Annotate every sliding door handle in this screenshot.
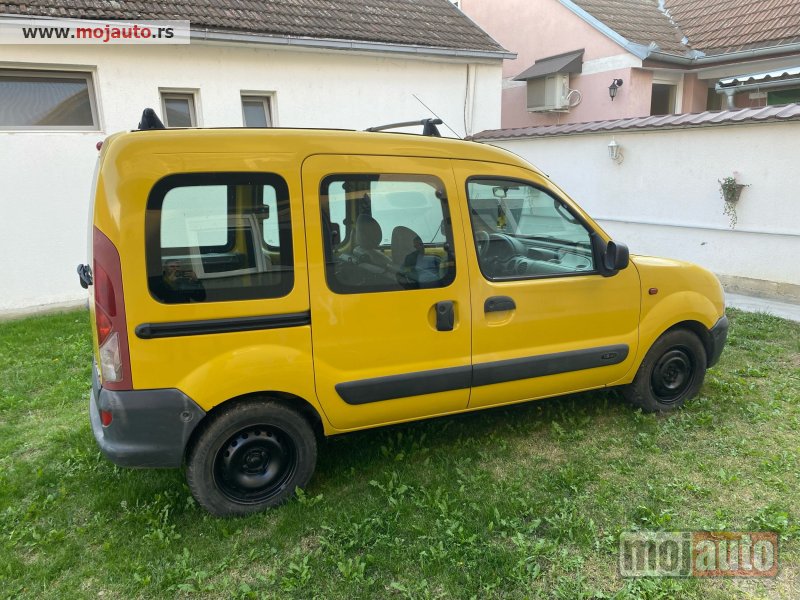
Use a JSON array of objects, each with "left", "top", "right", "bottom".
[
  {"left": 484, "top": 296, "right": 516, "bottom": 313},
  {"left": 435, "top": 301, "right": 454, "bottom": 331}
]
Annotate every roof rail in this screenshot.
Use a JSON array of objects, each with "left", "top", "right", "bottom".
[
  {"left": 366, "top": 118, "right": 442, "bottom": 137},
  {"left": 138, "top": 108, "right": 166, "bottom": 131}
]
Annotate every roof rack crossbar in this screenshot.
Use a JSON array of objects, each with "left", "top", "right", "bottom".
[{"left": 366, "top": 118, "right": 442, "bottom": 137}]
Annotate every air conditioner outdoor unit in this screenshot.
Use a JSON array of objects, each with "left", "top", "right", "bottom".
[{"left": 527, "top": 73, "right": 570, "bottom": 112}]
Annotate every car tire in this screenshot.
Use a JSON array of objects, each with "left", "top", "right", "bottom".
[
  {"left": 623, "top": 329, "right": 707, "bottom": 413},
  {"left": 186, "top": 399, "right": 317, "bottom": 516}
]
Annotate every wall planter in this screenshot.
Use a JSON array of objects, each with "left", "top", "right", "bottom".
[{"left": 719, "top": 176, "right": 747, "bottom": 228}]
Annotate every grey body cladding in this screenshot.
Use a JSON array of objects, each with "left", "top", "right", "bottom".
[{"left": 336, "top": 344, "right": 629, "bottom": 405}]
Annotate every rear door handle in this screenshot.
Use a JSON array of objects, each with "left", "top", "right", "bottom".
[
  {"left": 435, "top": 301, "right": 454, "bottom": 331},
  {"left": 484, "top": 296, "right": 516, "bottom": 313}
]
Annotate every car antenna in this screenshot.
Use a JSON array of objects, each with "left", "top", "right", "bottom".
[
  {"left": 138, "top": 108, "right": 166, "bottom": 131},
  {"left": 412, "top": 94, "right": 462, "bottom": 139}
]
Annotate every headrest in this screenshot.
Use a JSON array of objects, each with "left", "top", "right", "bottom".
[
  {"left": 391, "top": 226, "right": 419, "bottom": 264},
  {"left": 355, "top": 214, "right": 383, "bottom": 249}
]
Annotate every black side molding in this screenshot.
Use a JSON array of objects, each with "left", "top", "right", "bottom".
[
  {"left": 136, "top": 311, "right": 311, "bottom": 339},
  {"left": 472, "top": 344, "right": 628, "bottom": 387},
  {"left": 337, "top": 344, "right": 629, "bottom": 405},
  {"left": 336, "top": 365, "right": 472, "bottom": 405}
]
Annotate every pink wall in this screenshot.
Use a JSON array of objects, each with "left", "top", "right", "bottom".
[
  {"left": 682, "top": 73, "right": 708, "bottom": 113},
  {"left": 499, "top": 68, "right": 654, "bottom": 128},
  {"left": 461, "top": 0, "right": 694, "bottom": 128},
  {"left": 461, "top": 0, "right": 626, "bottom": 78}
]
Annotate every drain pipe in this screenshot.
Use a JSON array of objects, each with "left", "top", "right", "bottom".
[{"left": 721, "top": 88, "right": 737, "bottom": 109}]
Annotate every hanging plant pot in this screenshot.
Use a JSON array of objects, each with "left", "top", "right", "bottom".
[
  {"left": 722, "top": 183, "right": 745, "bottom": 204},
  {"left": 718, "top": 176, "right": 748, "bottom": 229}
]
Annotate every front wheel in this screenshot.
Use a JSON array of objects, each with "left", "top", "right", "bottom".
[
  {"left": 623, "top": 329, "right": 707, "bottom": 412},
  {"left": 186, "top": 400, "right": 317, "bottom": 516}
]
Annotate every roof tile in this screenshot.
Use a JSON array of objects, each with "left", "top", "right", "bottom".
[
  {"left": 565, "top": 0, "right": 800, "bottom": 57},
  {"left": 472, "top": 104, "right": 800, "bottom": 139},
  {"left": 664, "top": 0, "right": 800, "bottom": 54},
  {"left": 0, "top": 0, "right": 507, "bottom": 53},
  {"left": 571, "top": 0, "right": 688, "bottom": 55}
]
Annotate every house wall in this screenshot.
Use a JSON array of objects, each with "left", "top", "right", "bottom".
[
  {"left": 485, "top": 121, "right": 800, "bottom": 292},
  {"left": 681, "top": 73, "right": 709, "bottom": 113},
  {"left": 462, "top": 0, "right": 662, "bottom": 128},
  {"left": 0, "top": 43, "right": 502, "bottom": 313}
]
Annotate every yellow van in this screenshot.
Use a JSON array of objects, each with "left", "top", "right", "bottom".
[{"left": 81, "top": 115, "right": 727, "bottom": 516}]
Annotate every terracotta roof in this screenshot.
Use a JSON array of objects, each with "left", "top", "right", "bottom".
[
  {"left": 664, "top": 0, "right": 800, "bottom": 56},
  {"left": 563, "top": 0, "right": 800, "bottom": 59},
  {"left": 471, "top": 103, "right": 800, "bottom": 140},
  {"left": 569, "top": 0, "right": 689, "bottom": 55},
  {"left": 0, "top": 0, "right": 507, "bottom": 54}
]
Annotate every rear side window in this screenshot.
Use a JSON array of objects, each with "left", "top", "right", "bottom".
[{"left": 146, "top": 173, "right": 293, "bottom": 303}]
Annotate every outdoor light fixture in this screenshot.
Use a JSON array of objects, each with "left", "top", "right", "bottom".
[
  {"left": 609, "top": 78, "right": 623, "bottom": 100},
  {"left": 608, "top": 138, "right": 622, "bottom": 163}
]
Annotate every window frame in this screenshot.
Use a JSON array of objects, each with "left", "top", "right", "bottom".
[
  {"left": 0, "top": 68, "right": 100, "bottom": 131},
  {"left": 145, "top": 172, "right": 294, "bottom": 304},
  {"left": 241, "top": 93, "right": 274, "bottom": 127},
  {"left": 160, "top": 90, "right": 198, "bottom": 128},
  {"left": 465, "top": 176, "right": 600, "bottom": 283}
]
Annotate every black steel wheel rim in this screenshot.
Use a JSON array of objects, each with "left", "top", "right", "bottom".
[
  {"left": 214, "top": 425, "right": 297, "bottom": 504},
  {"left": 650, "top": 347, "right": 694, "bottom": 403}
]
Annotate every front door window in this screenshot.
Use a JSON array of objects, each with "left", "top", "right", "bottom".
[{"left": 466, "top": 178, "right": 595, "bottom": 281}]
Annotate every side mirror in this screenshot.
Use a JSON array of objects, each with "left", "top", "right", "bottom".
[
  {"left": 603, "top": 240, "right": 629, "bottom": 275},
  {"left": 591, "top": 233, "right": 629, "bottom": 276}
]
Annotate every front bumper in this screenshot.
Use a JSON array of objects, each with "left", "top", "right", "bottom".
[
  {"left": 89, "top": 365, "right": 206, "bottom": 467},
  {"left": 707, "top": 314, "right": 729, "bottom": 368}
]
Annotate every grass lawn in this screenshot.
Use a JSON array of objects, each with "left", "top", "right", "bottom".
[{"left": 1, "top": 308, "right": 798, "bottom": 599}]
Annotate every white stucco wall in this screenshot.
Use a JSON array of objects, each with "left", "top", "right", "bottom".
[
  {"left": 0, "top": 43, "right": 502, "bottom": 312},
  {"left": 487, "top": 121, "right": 800, "bottom": 291}
]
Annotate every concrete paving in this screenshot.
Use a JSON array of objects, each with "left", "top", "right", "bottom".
[{"left": 726, "top": 293, "right": 800, "bottom": 323}]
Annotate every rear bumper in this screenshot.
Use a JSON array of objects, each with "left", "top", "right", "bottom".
[
  {"left": 89, "top": 365, "right": 206, "bottom": 467},
  {"left": 707, "top": 315, "right": 729, "bottom": 368}
]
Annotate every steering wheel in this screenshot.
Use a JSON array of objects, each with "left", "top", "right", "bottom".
[{"left": 475, "top": 230, "right": 490, "bottom": 257}]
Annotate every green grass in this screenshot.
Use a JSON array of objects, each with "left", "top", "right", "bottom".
[{"left": 1, "top": 309, "right": 798, "bottom": 599}]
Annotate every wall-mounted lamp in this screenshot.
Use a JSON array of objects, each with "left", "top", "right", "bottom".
[
  {"left": 608, "top": 138, "right": 623, "bottom": 163},
  {"left": 608, "top": 78, "right": 623, "bottom": 101}
]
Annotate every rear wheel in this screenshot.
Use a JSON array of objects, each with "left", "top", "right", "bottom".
[
  {"left": 186, "top": 400, "right": 317, "bottom": 516},
  {"left": 623, "top": 329, "right": 707, "bottom": 412}
]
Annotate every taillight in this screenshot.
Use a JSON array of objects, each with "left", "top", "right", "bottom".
[
  {"left": 100, "top": 409, "right": 113, "bottom": 427},
  {"left": 93, "top": 227, "right": 132, "bottom": 390}
]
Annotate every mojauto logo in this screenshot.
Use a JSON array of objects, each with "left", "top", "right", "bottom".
[{"left": 619, "top": 531, "right": 778, "bottom": 577}]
